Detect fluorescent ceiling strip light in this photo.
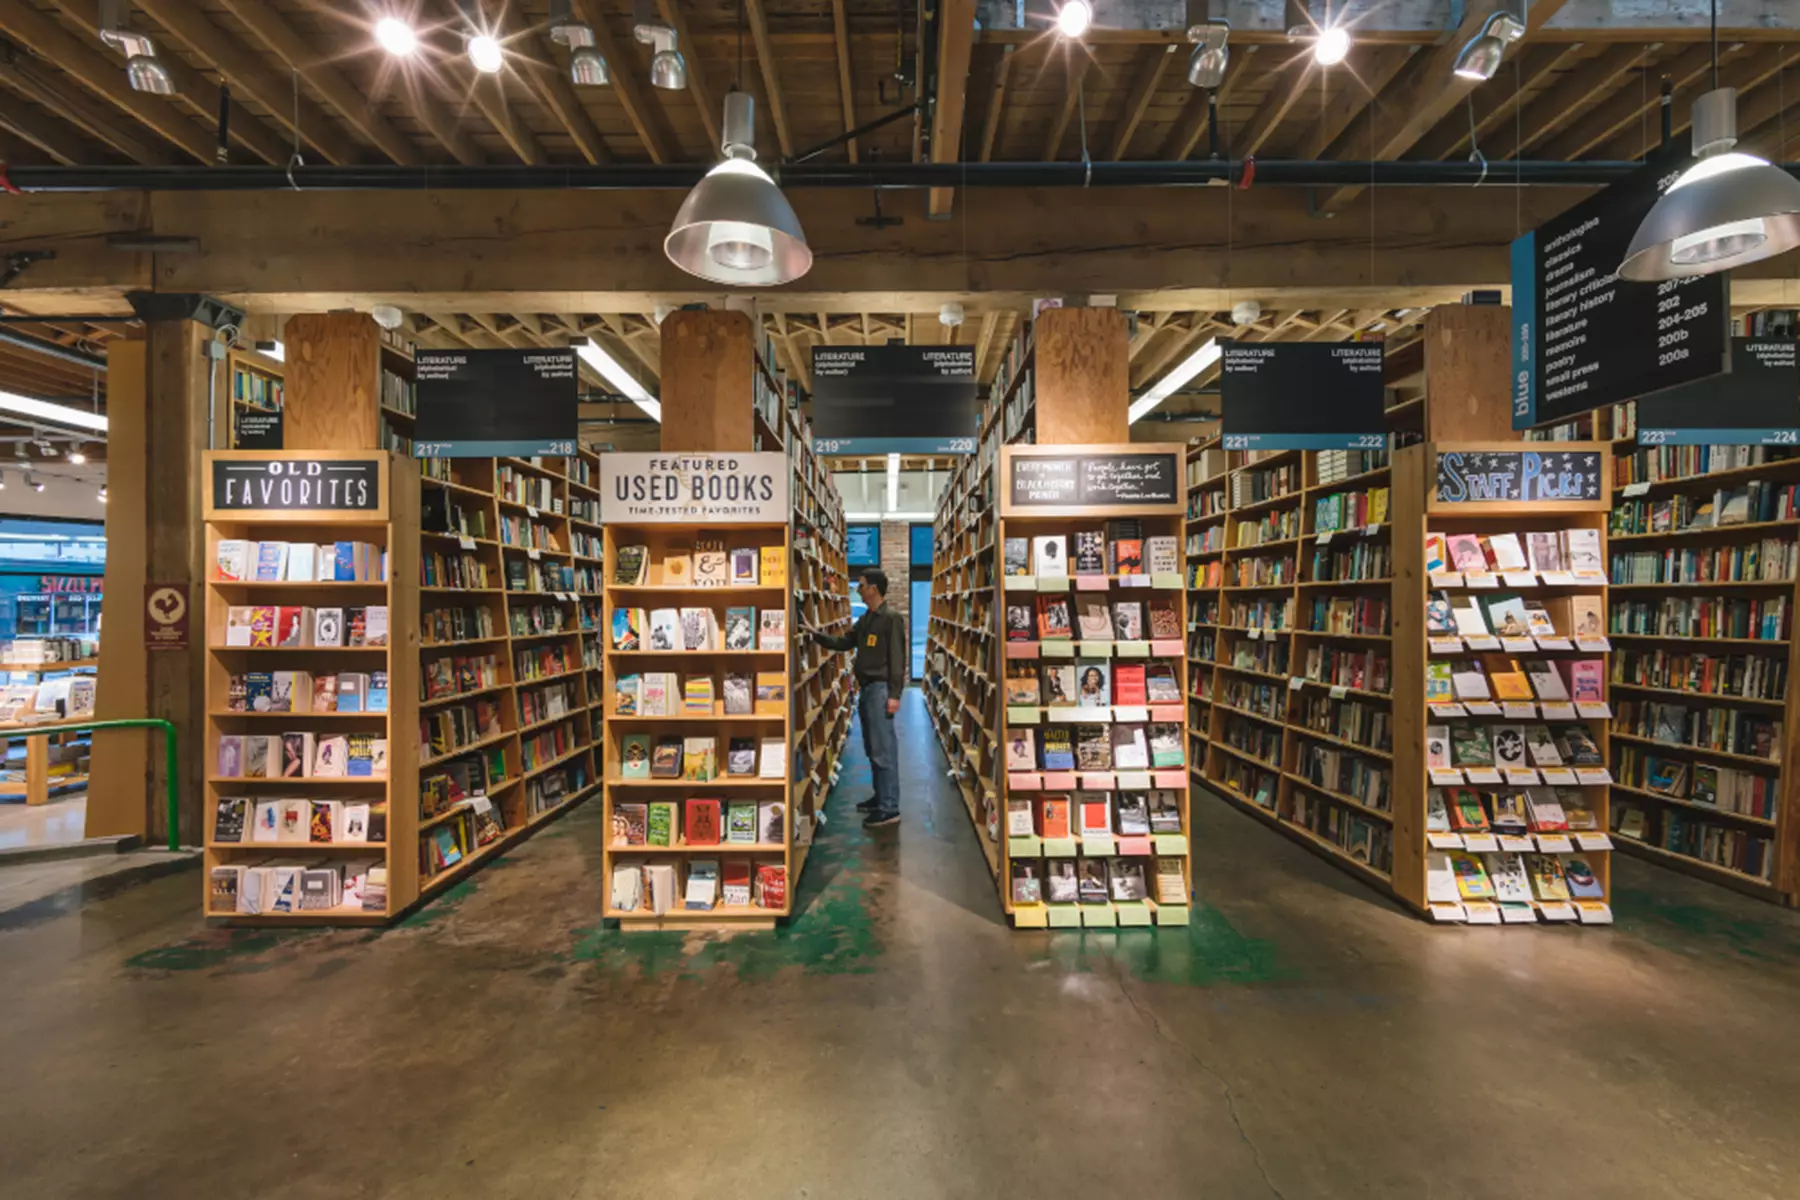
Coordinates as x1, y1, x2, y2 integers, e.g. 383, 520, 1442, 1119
574, 341, 661, 421
0, 391, 109, 433
1128, 338, 1221, 424
885, 452, 900, 512
844, 510, 937, 521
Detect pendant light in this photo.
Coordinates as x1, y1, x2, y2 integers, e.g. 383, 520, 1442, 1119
1620, 0, 1800, 280
664, 91, 811, 286
1452, 10, 1525, 82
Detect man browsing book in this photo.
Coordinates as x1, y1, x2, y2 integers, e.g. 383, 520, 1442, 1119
803, 568, 907, 829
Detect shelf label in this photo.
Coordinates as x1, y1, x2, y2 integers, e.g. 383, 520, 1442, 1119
1498, 834, 1536, 852
1535, 636, 1572, 651
1429, 637, 1464, 655
1538, 901, 1578, 922
1315, 530, 1333, 546
1042, 837, 1078, 858
1080, 772, 1119, 790
1116, 640, 1150, 658
1006, 706, 1040, 724
1428, 702, 1467, 718
1499, 903, 1540, 924
1150, 572, 1184, 590
1429, 902, 1468, 923
1621, 481, 1651, 498
458, 536, 476, 551
1540, 768, 1579, 785
1427, 831, 1464, 849
1041, 641, 1076, 659
1535, 833, 1574, 853
1540, 703, 1578, 720
1008, 835, 1043, 858
1575, 637, 1612, 653
1500, 637, 1536, 654
1502, 572, 1538, 588
527, 547, 540, 560
1575, 701, 1612, 719
1047, 708, 1085, 724
1501, 702, 1538, 719
1245, 627, 1262, 640
1036, 575, 1072, 592
1112, 705, 1149, 723
1153, 833, 1189, 855
1081, 834, 1118, 857
1462, 833, 1500, 852
1465, 768, 1504, 785
1074, 574, 1110, 592
1575, 767, 1613, 785
1464, 572, 1499, 590
1504, 767, 1541, 786
1327, 685, 1348, 700
526, 505, 539, 519
1575, 901, 1614, 925
1008, 576, 1039, 592
1288, 676, 1306, 691
1464, 701, 1502, 716
1363, 523, 1381, 537
1429, 572, 1464, 588
1464, 902, 1502, 925
1575, 832, 1613, 852
1540, 571, 1577, 587
1464, 636, 1502, 651
1429, 768, 1465, 786
1572, 570, 1608, 585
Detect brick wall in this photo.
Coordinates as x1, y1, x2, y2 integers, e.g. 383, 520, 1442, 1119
879, 520, 911, 628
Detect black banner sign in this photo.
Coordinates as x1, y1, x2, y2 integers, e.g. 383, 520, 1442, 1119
1435, 449, 1604, 504
414, 348, 579, 458
1636, 339, 1800, 446
1009, 452, 1179, 509
1220, 341, 1386, 451
211, 459, 381, 511
810, 345, 978, 455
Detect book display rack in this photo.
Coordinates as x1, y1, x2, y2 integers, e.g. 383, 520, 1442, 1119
1392, 442, 1617, 924
202, 450, 421, 922
1184, 439, 1227, 769
996, 443, 1193, 929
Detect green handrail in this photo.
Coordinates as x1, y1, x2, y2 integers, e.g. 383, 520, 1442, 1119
7, 719, 180, 851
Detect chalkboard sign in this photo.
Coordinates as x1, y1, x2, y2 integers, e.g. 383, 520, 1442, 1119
1637, 339, 1800, 446
1512, 149, 1729, 429
846, 525, 881, 567
811, 346, 978, 455
1435, 449, 1604, 504
1007, 451, 1180, 511
1220, 341, 1386, 451
211, 458, 381, 511
414, 348, 578, 458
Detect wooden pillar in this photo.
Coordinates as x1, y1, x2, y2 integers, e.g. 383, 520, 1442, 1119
1421, 305, 1518, 442
1034, 307, 1130, 446
284, 312, 383, 450
659, 310, 756, 452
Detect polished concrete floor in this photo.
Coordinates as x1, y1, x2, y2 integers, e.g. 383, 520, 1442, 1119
0, 791, 86, 851
4, 691, 1800, 1199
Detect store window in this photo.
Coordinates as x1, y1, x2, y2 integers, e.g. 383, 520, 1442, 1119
0, 518, 106, 639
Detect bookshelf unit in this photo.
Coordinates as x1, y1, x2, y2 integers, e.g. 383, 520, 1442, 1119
996, 443, 1193, 929
1183, 438, 1227, 772
1393, 441, 1616, 924
202, 450, 420, 923
600, 520, 796, 929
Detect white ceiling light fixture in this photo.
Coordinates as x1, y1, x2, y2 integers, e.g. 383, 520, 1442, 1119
456, 1, 504, 73
374, 15, 418, 57
665, 91, 812, 286
1452, 10, 1525, 82
634, 0, 686, 90
0, 392, 109, 434
1129, 338, 1221, 424
1054, 0, 1093, 40
1186, 20, 1230, 89
68, 443, 87, 465
886, 452, 901, 512
1289, 22, 1351, 67
549, 0, 608, 85
98, 0, 174, 95
255, 339, 285, 362
574, 340, 661, 422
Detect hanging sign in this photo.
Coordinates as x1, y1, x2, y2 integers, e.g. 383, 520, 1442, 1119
1220, 341, 1386, 451
232, 404, 283, 450
1636, 339, 1800, 446
1003, 448, 1181, 514
1435, 449, 1604, 504
209, 458, 381, 511
810, 346, 978, 455
414, 348, 579, 458
1511, 150, 1729, 429
600, 452, 789, 523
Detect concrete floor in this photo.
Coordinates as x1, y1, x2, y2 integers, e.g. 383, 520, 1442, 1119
0, 792, 87, 850
3, 690, 1800, 1199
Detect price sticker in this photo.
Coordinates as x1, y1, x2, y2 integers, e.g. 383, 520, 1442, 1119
1288, 676, 1306, 691
458, 537, 476, 551
1329, 685, 1349, 699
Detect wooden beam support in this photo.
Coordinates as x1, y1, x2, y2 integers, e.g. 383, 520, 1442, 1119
828, 0, 856, 163
927, 0, 977, 217
574, 0, 674, 164
1295, 45, 1416, 161
1106, 44, 1177, 161
1160, 45, 1257, 160
658, 0, 719, 153
1232, 55, 1318, 160
1409, 41, 1581, 161
1591, 41, 1799, 161
0, 85, 107, 164
131, 0, 363, 165
1482, 42, 1650, 161
978, 45, 1012, 162
0, 0, 213, 161
0, 52, 175, 165
219, 0, 424, 164
1317, 0, 1570, 212
742, 0, 793, 158
1041, 54, 1091, 161
1535, 43, 1712, 160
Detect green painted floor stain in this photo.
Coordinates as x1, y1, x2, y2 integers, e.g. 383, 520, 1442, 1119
1612, 885, 1800, 963
1025, 902, 1290, 987
125, 928, 317, 972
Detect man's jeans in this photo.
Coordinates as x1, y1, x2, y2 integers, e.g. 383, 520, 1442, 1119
858, 682, 900, 819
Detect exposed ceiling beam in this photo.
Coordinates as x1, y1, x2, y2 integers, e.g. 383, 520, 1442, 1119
130, 0, 362, 165
1534, 43, 1711, 160
657, 0, 719, 153
0, 78, 117, 164
1590, 41, 1798, 161
1316, 0, 1570, 213
977, 45, 1012, 162
741, 0, 792, 159
926, 0, 977, 217
1041, 53, 1091, 161
573, 0, 673, 164
1297, 46, 1417, 161
600, 314, 660, 381
971, 310, 998, 381
391, 71, 487, 166
1161, 45, 1257, 160
1106, 43, 1176, 161
218, 0, 424, 164
1231, 53, 1318, 159
1409, 41, 1582, 161
499, 7, 610, 165
0, 0, 212, 161
827, 0, 855, 162
1481, 41, 1650, 161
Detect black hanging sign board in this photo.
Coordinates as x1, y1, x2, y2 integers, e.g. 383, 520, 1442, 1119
810, 345, 979, 454
232, 404, 283, 450
211, 458, 381, 511
1435, 448, 1605, 504
1007, 451, 1180, 510
1636, 339, 1800, 446
1511, 149, 1729, 429
413, 348, 579, 458
1220, 341, 1386, 451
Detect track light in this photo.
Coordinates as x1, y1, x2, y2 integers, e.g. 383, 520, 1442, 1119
573, 341, 660, 422
549, 0, 608, 85
0, 392, 109, 434
374, 15, 418, 57
1130, 338, 1221, 423
1453, 11, 1525, 82
1054, 0, 1093, 39
68, 443, 86, 465
1291, 23, 1351, 67
665, 91, 812, 286
1187, 21, 1230, 89
1622, 86, 1800, 279
99, 2, 174, 94
634, 0, 685, 89
468, 33, 503, 73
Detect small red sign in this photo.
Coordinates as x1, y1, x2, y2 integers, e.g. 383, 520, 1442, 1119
144, 583, 189, 651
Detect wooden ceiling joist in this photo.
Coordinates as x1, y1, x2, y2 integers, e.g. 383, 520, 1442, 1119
0, 80, 107, 164
1591, 41, 1800, 161
1295, 45, 1417, 161
1041, 53, 1091, 161
740, 0, 792, 159
657, 0, 719, 153
488, 4, 607, 165
1534, 42, 1713, 160
926, 0, 976, 217
573, 0, 673, 164
1232, 53, 1319, 160
977, 44, 1012, 162
1105, 43, 1177, 161
1409, 41, 1582, 162
1481, 42, 1651, 161
827, 0, 855, 163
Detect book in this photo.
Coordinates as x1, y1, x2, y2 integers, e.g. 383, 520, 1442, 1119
1487, 533, 1529, 572
1485, 656, 1533, 701
693, 538, 728, 586
650, 736, 683, 778
1552, 723, 1603, 765
1148, 722, 1183, 767
679, 607, 716, 651
613, 803, 648, 845
1526, 531, 1566, 573
1047, 858, 1079, 903
1140, 664, 1176, 704
620, 733, 651, 778
1005, 728, 1037, 772
723, 607, 755, 651
726, 801, 758, 844
646, 802, 675, 847
1450, 724, 1493, 768
1109, 859, 1148, 901
1425, 661, 1455, 702
758, 737, 787, 778
1563, 857, 1604, 898
1449, 597, 1489, 637
1078, 858, 1109, 903
1559, 659, 1605, 703
1042, 662, 1076, 707
1525, 661, 1570, 701
1004, 661, 1041, 705
1424, 533, 1448, 574
1011, 860, 1043, 904
611, 863, 644, 911
1525, 788, 1568, 830
1568, 595, 1604, 639
1425, 593, 1456, 634
661, 542, 693, 586
726, 737, 757, 775
1523, 602, 1559, 639
312, 734, 347, 777
1565, 528, 1603, 573
1072, 530, 1106, 575
754, 863, 787, 909
647, 608, 681, 651
755, 671, 786, 714
1489, 791, 1530, 834
610, 607, 642, 651
1425, 725, 1450, 768
1075, 598, 1112, 641
216, 539, 253, 582
684, 860, 719, 909
757, 801, 785, 844
1075, 660, 1110, 707
1525, 853, 1571, 901
760, 545, 787, 588
684, 798, 722, 846
1490, 853, 1533, 903
722, 672, 752, 715
613, 544, 648, 585
1037, 795, 1072, 839
1446, 534, 1488, 573
1522, 725, 1563, 766
1115, 791, 1150, 835
1145, 536, 1179, 576
1040, 726, 1075, 770
681, 736, 718, 781
1148, 790, 1182, 833
758, 610, 787, 652
1032, 535, 1067, 576
1483, 594, 1532, 638
721, 861, 753, 908
1036, 594, 1073, 640
1074, 725, 1111, 771
1491, 725, 1528, 768
728, 547, 760, 585
1111, 600, 1144, 640
1003, 537, 1031, 576
212, 796, 248, 842
1147, 598, 1181, 640
1451, 661, 1491, 701
1448, 851, 1494, 899
216, 735, 244, 778
612, 673, 641, 717
1005, 602, 1035, 641
1111, 724, 1149, 769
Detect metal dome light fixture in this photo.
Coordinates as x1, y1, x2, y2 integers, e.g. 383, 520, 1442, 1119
665, 92, 812, 286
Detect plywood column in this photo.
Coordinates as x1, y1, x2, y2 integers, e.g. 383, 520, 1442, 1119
1034, 307, 1130, 446
1421, 305, 1519, 442
86, 317, 211, 844
284, 312, 382, 450
658, 310, 756, 452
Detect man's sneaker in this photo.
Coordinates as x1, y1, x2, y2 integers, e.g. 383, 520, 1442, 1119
856, 797, 880, 813
862, 811, 900, 829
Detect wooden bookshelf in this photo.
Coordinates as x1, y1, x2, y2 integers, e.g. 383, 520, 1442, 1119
1184, 438, 1227, 770
201, 450, 420, 923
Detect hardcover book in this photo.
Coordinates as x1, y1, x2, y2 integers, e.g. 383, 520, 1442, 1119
1073, 530, 1107, 575
1040, 726, 1075, 770
650, 736, 683, 778
1074, 725, 1112, 771
1032, 535, 1068, 577
1111, 600, 1144, 640
726, 737, 757, 775
612, 803, 648, 846
1003, 537, 1031, 576
1075, 660, 1110, 707
693, 538, 729, 586
1042, 663, 1077, 707
620, 733, 652, 778
1145, 536, 1179, 576
1036, 795, 1072, 839
1110, 858, 1148, 901
1078, 858, 1109, 903
1006, 602, 1035, 641
1036, 594, 1073, 640
1004, 661, 1040, 706
1075, 598, 1112, 641
613, 544, 649, 585
1046, 858, 1079, 902
684, 798, 722, 846
729, 547, 760, 585
758, 610, 788, 652
1148, 722, 1183, 767
1011, 860, 1043, 905
1148, 790, 1182, 833
723, 607, 756, 651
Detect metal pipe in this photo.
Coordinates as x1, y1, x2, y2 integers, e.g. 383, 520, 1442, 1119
0, 328, 107, 370
5, 159, 1793, 193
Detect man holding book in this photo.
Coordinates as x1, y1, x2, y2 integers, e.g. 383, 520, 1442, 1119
803, 568, 907, 829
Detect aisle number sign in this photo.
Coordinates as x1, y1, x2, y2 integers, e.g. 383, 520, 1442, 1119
600, 453, 789, 524
1635, 339, 1800, 446
1219, 341, 1385, 451
414, 348, 579, 458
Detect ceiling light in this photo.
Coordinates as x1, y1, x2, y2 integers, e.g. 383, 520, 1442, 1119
255, 339, 284, 362
573, 341, 661, 421
1129, 338, 1221, 423
126, 53, 174, 95
68, 444, 86, 465
1054, 0, 1093, 39
29, 474, 44, 493
1313, 26, 1350, 66
1187, 21, 1230, 89
1452, 11, 1525, 82
375, 16, 418, 57
886, 452, 901, 512
0, 392, 109, 434
99, 486, 108, 504
665, 91, 812, 286
1621, 86, 1800, 280
637, 29, 685, 89
468, 33, 504, 73
570, 45, 609, 86
548, 0, 607, 84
